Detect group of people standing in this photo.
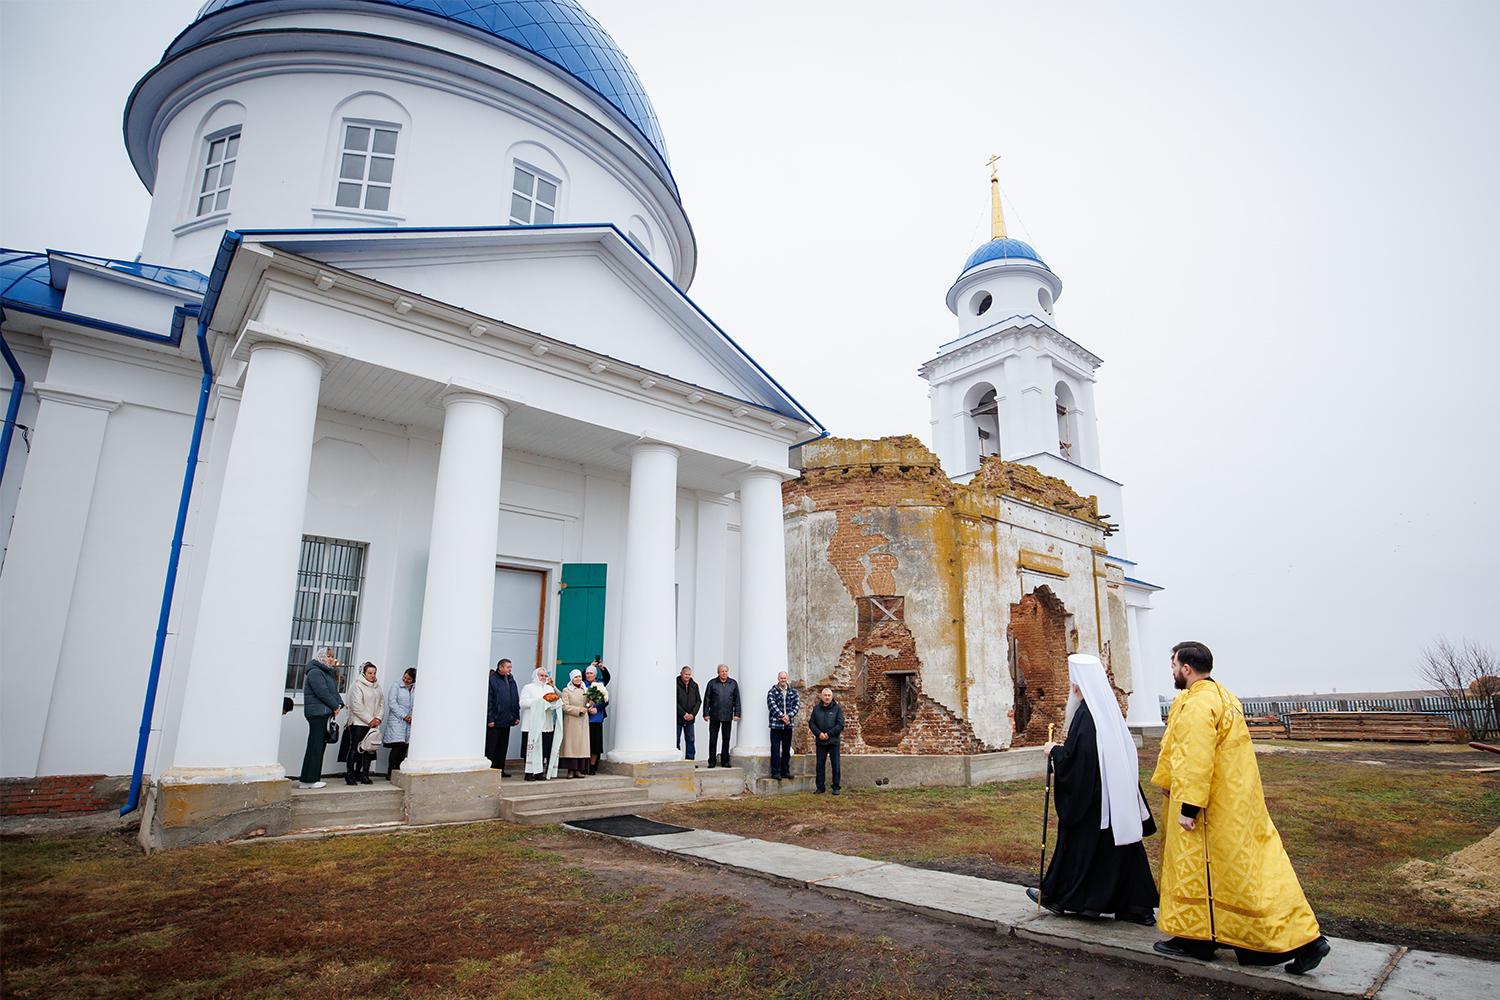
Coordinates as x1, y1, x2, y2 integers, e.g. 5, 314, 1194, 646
495, 658, 610, 781
296, 650, 416, 789
674, 665, 847, 794
1033, 643, 1331, 977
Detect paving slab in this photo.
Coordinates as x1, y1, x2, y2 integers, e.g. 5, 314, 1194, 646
1377, 948, 1492, 1000
633, 829, 746, 852
1016, 912, 1395, 999
817, 862, 1038, 929
677, 837, 890, 883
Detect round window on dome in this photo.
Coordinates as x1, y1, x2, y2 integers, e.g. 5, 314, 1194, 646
1038, 288, 1053, 314
971, 291, 993, 317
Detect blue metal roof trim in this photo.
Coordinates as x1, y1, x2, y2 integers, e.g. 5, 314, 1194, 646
0, 251, 64, 312
228, 223, 825, 433
1, 247, 206, 346
960, 237, 1048, 277
52, 252, 209, 295
189, 0, 671, 169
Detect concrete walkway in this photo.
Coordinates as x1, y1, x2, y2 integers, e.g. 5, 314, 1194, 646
567, 824, 1491, 1000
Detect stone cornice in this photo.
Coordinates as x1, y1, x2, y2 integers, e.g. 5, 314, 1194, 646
919, 320, 1102, 383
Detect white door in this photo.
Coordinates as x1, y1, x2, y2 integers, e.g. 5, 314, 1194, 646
491, 567, 545, 674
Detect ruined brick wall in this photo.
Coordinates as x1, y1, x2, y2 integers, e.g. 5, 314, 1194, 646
784, 436, 1116, 754
1007, 588, 1072, 746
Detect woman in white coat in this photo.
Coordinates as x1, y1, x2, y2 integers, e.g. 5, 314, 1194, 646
518, 668, 564, 781
345, 662, 386, 785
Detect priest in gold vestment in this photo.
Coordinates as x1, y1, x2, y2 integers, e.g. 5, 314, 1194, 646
1151, 641, 1331, 976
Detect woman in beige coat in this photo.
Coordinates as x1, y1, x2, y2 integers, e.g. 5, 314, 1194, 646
558, 669, 591, 779
345, 662, 385, 785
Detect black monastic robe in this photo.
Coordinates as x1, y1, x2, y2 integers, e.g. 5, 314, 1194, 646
1040, 703, 1160, 919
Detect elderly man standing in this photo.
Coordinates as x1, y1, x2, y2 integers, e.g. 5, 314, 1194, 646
486, 658, 520, 776
766, 671, 800, 780
808, 687, 844, 795
702, 663, 740, 769
1151, 641, 1330, 975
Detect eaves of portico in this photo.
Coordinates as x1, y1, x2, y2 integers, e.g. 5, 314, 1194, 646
213, 246, 806, 481
918, 318, 1103, 385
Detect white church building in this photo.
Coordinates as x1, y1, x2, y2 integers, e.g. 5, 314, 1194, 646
0, 0, 823, 845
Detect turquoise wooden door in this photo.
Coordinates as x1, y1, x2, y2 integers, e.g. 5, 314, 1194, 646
556, 563, 606, 681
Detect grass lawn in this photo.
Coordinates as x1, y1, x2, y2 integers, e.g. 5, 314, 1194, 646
2, 822, 1289, 1000
659, 739, 1500, 958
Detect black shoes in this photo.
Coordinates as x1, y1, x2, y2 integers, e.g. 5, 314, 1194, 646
1153, 938, 1219, 962
706, 760, 717, 769
814, 788, 825, 794
1025, 888, 1065, 916
832, 789, 841, 795
500, 771, 513, 778
1115, 909, 1157, 926
1285, 937, 1331, 976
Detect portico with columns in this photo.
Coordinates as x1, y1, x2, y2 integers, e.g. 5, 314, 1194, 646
140, 224, 819, 845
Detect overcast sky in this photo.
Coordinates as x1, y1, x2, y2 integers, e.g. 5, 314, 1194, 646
4, 0, 1498, 696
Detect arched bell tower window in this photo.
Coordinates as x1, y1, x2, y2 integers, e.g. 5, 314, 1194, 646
1054, 381, 1079, 461
962, 382, 1001, 473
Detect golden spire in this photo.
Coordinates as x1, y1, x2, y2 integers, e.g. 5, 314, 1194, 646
986, 153, 1008, 240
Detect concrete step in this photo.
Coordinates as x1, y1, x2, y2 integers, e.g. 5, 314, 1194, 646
753, 775, 817, 795
290, 783, 404, 831
497, 774, 636, 800
501, 785, 649, 819
696, 767, 748, 798
506, 798, 663, 826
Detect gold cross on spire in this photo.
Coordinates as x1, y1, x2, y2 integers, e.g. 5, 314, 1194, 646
987, 153, 1008, 240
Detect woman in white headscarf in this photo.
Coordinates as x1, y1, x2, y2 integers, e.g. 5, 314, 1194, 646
518, 667, 563, 781
557, 669, 593, 779
1027, 653, 1158, 923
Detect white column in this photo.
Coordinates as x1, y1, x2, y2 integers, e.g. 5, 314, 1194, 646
608, 442, 681, 762
0, 382, 117, 777
169, 344, 323, 776
691, 494, 730, 670
1126, 603, 1161, 727
404, 392, 508, 772
1076, 378, 1104, 472
734, 469, 790, 755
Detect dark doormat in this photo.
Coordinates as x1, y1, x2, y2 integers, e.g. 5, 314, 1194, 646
564, 815, 692, 838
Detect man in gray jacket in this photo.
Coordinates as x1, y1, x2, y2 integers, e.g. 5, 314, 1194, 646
299, 648, 344, 789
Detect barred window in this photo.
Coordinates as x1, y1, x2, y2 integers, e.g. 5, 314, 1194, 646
285, 535, 367, 691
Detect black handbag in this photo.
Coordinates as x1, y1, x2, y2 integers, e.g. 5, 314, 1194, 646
325, 719, 340, 745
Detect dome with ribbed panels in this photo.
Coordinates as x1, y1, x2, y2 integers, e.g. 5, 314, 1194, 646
188, 0, 671, 171
960, 237, 1048, 276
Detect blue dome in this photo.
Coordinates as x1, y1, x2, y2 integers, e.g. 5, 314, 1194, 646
960, 237, 1047, 276
190, 0, 671, 170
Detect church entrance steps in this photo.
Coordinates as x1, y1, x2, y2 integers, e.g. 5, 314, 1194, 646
569, 823, 1493, 1000
753, 775, 817, 794
597, 759, 749, 801
288, 782, 404, 833
498, 774, 655, 824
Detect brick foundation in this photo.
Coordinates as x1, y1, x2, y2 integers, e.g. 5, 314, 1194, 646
1, 775, 128, 817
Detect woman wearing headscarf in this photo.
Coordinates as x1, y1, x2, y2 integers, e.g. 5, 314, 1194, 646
1027, 653, 1158, 923
583, 664, 608, 775
518, 667, 564, 781
345, 662, 386, 786
558, 669, 592, 779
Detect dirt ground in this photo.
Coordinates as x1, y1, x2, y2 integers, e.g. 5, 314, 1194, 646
0, 824, 1288, 1000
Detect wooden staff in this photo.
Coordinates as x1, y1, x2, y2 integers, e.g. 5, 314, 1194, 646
1037, 722, 1056, 910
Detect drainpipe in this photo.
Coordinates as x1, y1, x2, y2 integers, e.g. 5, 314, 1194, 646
0, 332, 24, 489
120, 303, 213, 816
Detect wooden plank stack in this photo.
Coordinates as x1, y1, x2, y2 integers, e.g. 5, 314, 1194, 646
1283, 711, 1460, 743
1246, 715, 1288, 739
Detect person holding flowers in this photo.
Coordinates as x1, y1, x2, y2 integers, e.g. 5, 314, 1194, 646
584, 664, 609, 775
558, 669, 593, 778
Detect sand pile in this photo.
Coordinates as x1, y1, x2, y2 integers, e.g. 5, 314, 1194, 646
1397, 826, 1500, 919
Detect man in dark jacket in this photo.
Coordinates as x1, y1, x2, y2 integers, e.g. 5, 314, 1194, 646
486, 658, 521, 776
701, 663, 740, 768
808, 687, 845, 795
300, 648, 344, 789
676, 665, 701, 760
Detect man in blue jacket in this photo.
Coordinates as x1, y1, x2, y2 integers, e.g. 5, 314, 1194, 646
808, 687, 845, 795
486, 658, 521, 776
702, 663, 741, 768
300, 648, 344, 789
766, 671, 800, 780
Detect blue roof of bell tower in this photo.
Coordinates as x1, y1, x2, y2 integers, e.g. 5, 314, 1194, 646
189, 0, 671, 170
960, 237, 1048, 277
